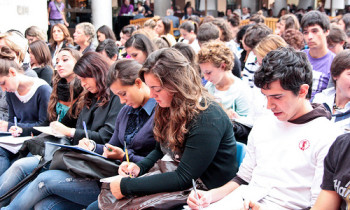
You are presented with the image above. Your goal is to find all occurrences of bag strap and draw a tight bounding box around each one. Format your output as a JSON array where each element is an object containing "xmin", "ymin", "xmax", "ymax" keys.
[
  {"xmin": 54, "ymin": 2, "xmax": 64, "ymax": 15},
  {"xmin": 0, "ymin": 159, "xmax": 51, "ymax": 202}
]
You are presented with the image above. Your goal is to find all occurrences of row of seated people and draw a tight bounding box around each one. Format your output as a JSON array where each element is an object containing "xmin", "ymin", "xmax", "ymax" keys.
[{"xmin": 0, "ymin": 9, "xmax": 348, "ymax": 210}]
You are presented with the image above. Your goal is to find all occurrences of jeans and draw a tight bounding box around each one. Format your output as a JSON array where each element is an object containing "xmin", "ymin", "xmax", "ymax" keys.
[
  {"xmin": 49, "ymin": 19, "xmax": 64, "ymax": 27},
  {"xmin": 86, "ymin": 200, "xmax": 99, "ymax": 210},
  {"xmin": 0, "ymin": 156, "xmax": 39, "ymax": 207},
  {"xmin": 35, "ymin": 196, "xmax": 85, "ymax": 210},
  {"xmin": 0, "ymin": 147, "xmax": 17, "ymax": 176},
  {"xmin": 3, "ymin": 170, "xmax": 100, "ymax": 209}
]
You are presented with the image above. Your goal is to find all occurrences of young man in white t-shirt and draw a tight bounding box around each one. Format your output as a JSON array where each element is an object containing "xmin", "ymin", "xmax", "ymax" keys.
[{"xmin": 187, "ymin": 47, "xmax": 341, "ymax": 210}]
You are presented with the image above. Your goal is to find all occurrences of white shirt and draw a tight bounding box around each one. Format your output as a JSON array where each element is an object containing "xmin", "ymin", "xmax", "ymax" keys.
[{"xmin": 237, "ymin": 113, "xmax": 341, "ymax": 209}]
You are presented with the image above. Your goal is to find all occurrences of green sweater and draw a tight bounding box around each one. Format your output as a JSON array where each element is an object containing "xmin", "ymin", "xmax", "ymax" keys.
[{"xmin": 120, "ymin": 102, "xmax": 238, "ymax": 196}]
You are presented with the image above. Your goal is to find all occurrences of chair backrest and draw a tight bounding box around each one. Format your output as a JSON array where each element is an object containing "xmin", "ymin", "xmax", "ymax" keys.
[
  {"xmin": 236, "ymin": 142, "xmax": 247, "ymax": 167},
  {"xmin": 130, "ymin": 17, "xmax": 151, "ymax": 28}
]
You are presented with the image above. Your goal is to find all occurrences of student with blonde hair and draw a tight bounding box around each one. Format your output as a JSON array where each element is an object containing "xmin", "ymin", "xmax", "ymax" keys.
[
  {"xmin": 73, "ymin": 22, "xmax": 95, "ymax": 54},
  {"xmin": 253, "ymin": 34, "xmax": 288, "ymax": 65},
  {"xmin": 198, "ymin": 41, "xmax": 251, "ymax": 119}
]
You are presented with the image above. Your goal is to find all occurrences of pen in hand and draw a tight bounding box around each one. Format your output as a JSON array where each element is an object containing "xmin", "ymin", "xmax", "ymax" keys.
[
  {"xmin": 124, "ymin": 141, "xmax": 132, "ymax": 178},
  {"xmin": 104, "ymin": 145, "xmax": 112, "ymax": 152},
  {"xmin": 14, "ymin": 116, "xmax": 17, "ymax": 131},
  {"xmin": 192, "ymin": 179, "xmax": 202, "ymax": 210},
  {"xmin": 83, "ymin": 121, "xmax": 89, "ymax": 140}
]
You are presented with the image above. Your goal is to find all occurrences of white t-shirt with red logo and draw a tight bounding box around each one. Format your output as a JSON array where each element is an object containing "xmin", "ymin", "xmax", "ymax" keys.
[{"xmin": 237, "ymin": 112, "xmax": 341, "ymax": 209}]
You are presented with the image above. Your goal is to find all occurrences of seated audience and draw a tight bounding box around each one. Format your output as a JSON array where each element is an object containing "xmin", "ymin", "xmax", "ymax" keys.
[
  {"xmin": 187, "ymin": 47, "xmax": 341, "ymax": 209},
  {"xmin": 2, "ymin": 59, "xmax": 156, "ymax": 209},
  {"xmin": 106, "ymin": 48, "xmax": 238, "ymax": 206}
]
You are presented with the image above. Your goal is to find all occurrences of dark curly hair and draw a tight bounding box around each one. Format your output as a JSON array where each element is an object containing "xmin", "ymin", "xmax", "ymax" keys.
[
  {"xmin": 254, "ymin": 47, "xmax": 313, "ymax": 99},
  {"xmin": 281, "ymin": 29, "xmax": 305, "ymax": 50}
]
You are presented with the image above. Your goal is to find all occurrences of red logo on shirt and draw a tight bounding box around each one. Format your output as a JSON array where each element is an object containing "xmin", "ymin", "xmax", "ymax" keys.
[{"xmin": 299, "ymin": 139, "xmax": 310, "ymax": 151}]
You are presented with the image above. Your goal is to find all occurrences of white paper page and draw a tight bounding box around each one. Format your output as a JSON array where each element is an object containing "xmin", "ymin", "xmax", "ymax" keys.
[
  {"xmin": 0, "ymin": 136, "xmax": 32, "ymax": 153},
  {"xmin": 33, "ymin": 126, "xmax": 65, "ymax": 137}
]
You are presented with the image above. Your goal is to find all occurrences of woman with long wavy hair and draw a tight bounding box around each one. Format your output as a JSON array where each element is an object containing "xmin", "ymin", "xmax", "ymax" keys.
[
  {"xmin": 48, "ymin": 23, "xmax": 74, "ymax": 67},
  {"xmin": 106, "ymin": 48, "xmax": 238, "ymax": 206}
]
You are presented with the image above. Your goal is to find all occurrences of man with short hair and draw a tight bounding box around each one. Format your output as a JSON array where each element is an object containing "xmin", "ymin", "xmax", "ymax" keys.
[
  {"xmin": 187, "ymin": 47, "xmax": 341, "ymax": 209},
  {"xmin": 301, "ymin": 10, "xmax": 335, "ymax": 99}
]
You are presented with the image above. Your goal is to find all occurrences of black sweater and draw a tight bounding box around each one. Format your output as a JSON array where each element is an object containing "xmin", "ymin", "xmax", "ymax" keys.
[
  {"xmin": 120, "ymin": 102, "xmax": 238, "ymax": 196},
  {"xmin": 72, "ymin": 94, "xmax": 123, "ymax": 145}
]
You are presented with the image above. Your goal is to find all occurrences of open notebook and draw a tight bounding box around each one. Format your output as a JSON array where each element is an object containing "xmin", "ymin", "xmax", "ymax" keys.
[
  {"xmin": 34, "ymin": 126, "xmax": 65, "ymax": 137},
  {"xmin": 0, "ymin": 136, "xmax": 32, "ymax": 153}
]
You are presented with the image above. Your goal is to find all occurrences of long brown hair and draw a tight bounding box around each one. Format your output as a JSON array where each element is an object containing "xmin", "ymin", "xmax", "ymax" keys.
[
  {"xmin": 73, "ymin": 52, "xmax": 110, "ymax": 108},
  {"xmin": 139, "ymin": 48, "xmax": 211, "ymax": 152},
  {"xmin": 29, "ymin": 40, "xmax": 53, "ymax": 68},
  {"xmin": 47, "ymin": 48, "xmax": 82, "ymax": 121},
  {"xmin": 49, "ymin": 24, "xmax": 74, "ymax": 49}
]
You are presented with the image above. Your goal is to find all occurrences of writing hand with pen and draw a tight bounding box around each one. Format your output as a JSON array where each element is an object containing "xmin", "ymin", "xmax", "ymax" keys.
[
  {"xmin": 9, "ymin": 116, "xmax": 21, "ymax": 137},
  {"xmin": 187, "ymin": 190, "xmax": 212, "ymax": 209},
  {"xmin": 50, "ymin": 121, "xmax": 72, "ymax": 136},
  {"xmin": 102, "ymin": 144, "xmax": 125, "ymax": 161},
  {"xmin": 78, "ymin": 138, "xmax": 95, "ymax": 151},
  {"xmin": 9, "ymin": 126, "xmax": 22, "ymax": 137},
  {"xmin": 110, "ymin": 161, "xmax": 140, "ymax": 200}
]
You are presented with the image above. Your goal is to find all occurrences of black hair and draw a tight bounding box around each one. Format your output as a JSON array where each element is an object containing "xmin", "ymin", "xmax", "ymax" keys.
[
  {"xmin": 125, "ymin": 34, "xmax": 156, "ymax": 57},
  {"xmin": 96, "ymin": 39, "xmax": 119, "ymax": 59},
  {"xmin": 179, "ymin": 21, "xmax": 198, "ymax": 34},
  {"xmin": 254, "ymin": 47, "xmax": 313, "ymax": 99},
  {"xmin": 301, "ymin": 10, "xmax": 330, "ymax": 32}
]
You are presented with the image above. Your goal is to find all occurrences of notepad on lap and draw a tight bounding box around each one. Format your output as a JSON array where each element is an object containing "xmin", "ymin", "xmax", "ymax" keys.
[
  {"xmin": 0, "ymin": 136, "xmax": 32, "ymax": 153},
  {"xmin": 34, "ymin": 126, "xmax": 65, "ymax": 137},
  {"xmin": 45, "ymin": 142, "xmax": 107, "ymax": 159}
]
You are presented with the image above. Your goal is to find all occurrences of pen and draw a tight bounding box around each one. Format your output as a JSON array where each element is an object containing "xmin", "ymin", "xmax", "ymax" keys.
[
  {"xmin": 14, "ymin": 116, "xmax": 17, "ymax": 128},
  {"xmin": 57, "ymin": 114, "xmax": 60, "ymax": 122},
  {"xmin": 83, "ymin": 121, "xmax": 89, "ymax": 139},
  {"xmin": 242, "ymin": 197, "xmax": 252, "ymax": 210},
  {"xmin": 104, "ymin": 145, "xmax": 112, "ymax": 152},
  {"xmin": 192, "ymin": 179, "xmax": 202, "ymax": 210},
  {"xmin": 124, "ymin": 141, "xmax": 132, "ymax": 178}
]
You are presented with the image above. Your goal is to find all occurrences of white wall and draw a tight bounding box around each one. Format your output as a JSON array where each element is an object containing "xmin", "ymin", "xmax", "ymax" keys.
[{"xmin": 0, "ymin": 0, "xmax": 47, "ymax": 36}]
